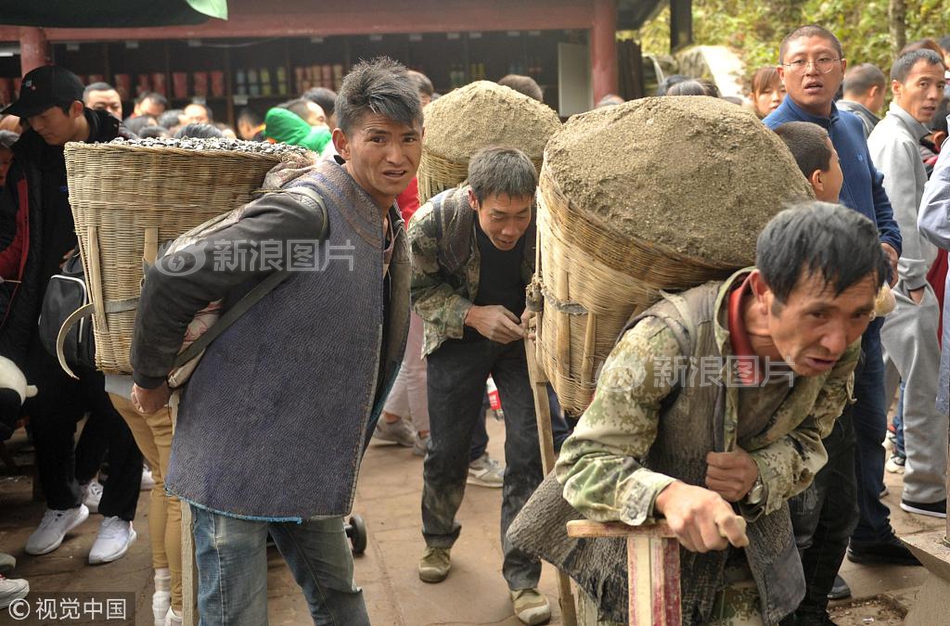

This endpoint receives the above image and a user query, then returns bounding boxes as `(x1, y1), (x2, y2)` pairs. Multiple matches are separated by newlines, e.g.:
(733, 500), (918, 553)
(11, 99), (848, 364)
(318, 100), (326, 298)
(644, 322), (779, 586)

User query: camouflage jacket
(555, 268), (859, 525)
(408, 185), (535, 355)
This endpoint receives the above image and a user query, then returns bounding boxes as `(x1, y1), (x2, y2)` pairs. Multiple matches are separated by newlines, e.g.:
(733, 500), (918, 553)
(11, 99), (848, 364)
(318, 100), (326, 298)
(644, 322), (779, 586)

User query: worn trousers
(422, 337), (544, 590)
(881, 281), (948, 504)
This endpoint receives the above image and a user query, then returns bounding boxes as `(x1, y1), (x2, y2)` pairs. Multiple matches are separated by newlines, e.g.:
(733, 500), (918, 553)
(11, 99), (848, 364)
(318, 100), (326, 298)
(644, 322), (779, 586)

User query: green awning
(0, 0), (227, 28)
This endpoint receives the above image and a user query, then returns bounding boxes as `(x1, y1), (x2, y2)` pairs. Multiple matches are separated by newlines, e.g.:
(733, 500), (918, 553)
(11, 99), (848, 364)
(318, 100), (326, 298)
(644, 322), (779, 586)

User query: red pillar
(19, 27), (50, 76)
(591, 0), (618, 104)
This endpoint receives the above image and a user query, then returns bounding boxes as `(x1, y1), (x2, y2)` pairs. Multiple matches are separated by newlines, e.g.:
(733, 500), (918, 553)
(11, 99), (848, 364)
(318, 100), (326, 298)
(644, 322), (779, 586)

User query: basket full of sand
(417, 80), (561, 203)
(535, 96), (813, 414)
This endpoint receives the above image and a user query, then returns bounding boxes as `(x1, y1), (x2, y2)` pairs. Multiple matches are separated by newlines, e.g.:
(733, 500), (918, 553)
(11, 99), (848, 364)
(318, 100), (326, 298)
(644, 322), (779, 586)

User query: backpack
(38, 253), (97, 369)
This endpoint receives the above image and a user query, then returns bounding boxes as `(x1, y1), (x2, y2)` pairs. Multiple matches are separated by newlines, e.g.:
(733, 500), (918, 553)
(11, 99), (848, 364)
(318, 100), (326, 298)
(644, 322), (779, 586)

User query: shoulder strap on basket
(172, 186), (328, 368)
(55, 297), (139, 380)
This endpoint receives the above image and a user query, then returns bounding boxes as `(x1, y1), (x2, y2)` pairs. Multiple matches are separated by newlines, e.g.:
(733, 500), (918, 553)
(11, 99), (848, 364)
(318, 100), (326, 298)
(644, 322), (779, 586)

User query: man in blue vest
(131, 57), (423, 625)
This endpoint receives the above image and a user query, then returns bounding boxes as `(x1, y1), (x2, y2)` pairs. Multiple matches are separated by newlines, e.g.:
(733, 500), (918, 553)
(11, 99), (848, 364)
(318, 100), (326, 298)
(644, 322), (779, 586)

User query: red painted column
(591, 0), (618, 104)
(19, 27), (51, 76)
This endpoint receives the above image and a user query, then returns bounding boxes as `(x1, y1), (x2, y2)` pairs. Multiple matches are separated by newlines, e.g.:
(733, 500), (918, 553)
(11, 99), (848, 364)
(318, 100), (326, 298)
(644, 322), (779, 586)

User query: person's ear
(748, 270), (773, 314)
(467, 187), (479, 211)
(69, 101), (84, 119)
(933, 130), (948, 151)
(332, 128), (349, 159)
(891, 79), (902, 101)
(809, 169), (824, 195)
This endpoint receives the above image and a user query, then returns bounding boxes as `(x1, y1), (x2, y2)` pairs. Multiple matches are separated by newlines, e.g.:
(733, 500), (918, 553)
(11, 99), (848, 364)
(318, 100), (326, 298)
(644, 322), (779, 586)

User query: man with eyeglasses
(764, 24), (914, 626)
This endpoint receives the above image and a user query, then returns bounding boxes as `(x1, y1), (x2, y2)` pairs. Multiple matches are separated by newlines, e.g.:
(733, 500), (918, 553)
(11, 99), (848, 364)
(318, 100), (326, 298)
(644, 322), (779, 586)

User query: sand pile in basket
(423, 81), (561, 161)
(544, 96), (814, 267)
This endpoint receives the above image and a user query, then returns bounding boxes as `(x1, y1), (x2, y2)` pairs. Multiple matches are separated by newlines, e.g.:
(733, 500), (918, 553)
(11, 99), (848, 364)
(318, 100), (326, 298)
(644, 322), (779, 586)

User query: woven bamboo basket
(534, 164), (739, 415)
(418, 149), (545, 205)
(64, 142), (284, 374)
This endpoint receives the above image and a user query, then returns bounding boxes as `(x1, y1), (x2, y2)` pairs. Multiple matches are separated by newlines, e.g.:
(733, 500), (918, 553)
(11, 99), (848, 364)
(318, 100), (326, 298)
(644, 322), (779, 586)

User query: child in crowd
(774, 121), (844, 202)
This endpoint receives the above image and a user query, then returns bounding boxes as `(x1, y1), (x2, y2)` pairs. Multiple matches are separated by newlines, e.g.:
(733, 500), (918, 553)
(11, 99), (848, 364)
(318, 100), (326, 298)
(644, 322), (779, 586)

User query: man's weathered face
(760, 270), (876, 377)
(27, 103), (84, 146)
(778, 35), (846, 117)
(85, 89), (123, 119)
(333, 112), (422, 210)
(468, 189), (533, 251)
(893, 60), (947, 124)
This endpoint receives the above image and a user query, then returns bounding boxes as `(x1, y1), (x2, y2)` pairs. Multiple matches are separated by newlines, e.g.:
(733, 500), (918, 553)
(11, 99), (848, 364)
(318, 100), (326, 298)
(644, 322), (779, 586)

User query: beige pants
(109, 393), (183, 613)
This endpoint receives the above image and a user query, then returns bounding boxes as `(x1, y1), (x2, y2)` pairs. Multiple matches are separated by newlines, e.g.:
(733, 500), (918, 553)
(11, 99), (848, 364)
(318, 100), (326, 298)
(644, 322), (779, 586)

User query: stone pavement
(0, 415), (943, 625)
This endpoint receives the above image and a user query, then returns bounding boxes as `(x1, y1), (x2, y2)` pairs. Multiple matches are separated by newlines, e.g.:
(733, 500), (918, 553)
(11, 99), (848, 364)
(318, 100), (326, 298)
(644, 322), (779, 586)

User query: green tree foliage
(640, 0), (949, 84)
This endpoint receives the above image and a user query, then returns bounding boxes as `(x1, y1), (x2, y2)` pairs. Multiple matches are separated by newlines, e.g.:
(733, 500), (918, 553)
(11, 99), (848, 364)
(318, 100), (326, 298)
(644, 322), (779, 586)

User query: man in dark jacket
(0, 65), (142, 564)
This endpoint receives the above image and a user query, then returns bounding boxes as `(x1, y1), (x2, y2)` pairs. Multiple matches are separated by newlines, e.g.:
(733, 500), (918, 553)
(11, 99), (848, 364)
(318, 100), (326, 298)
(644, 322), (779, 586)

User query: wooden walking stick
(524, 324), (578, 626)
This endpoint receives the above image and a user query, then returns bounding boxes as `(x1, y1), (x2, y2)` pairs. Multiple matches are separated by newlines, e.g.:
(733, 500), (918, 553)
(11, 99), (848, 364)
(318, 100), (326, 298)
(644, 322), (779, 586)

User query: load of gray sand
(543, 96), (813, 266)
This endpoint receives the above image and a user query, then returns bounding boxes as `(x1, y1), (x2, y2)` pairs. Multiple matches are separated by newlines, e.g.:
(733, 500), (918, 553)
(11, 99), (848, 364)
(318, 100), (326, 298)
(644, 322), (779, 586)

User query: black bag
(38, 253), (96, 369)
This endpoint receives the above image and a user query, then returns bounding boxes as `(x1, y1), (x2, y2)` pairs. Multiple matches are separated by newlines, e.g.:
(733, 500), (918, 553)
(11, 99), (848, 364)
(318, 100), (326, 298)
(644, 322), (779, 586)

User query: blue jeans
(850, 319), (895, 545)
(893, 383), (906, 458)
(191, 507), (369, 626)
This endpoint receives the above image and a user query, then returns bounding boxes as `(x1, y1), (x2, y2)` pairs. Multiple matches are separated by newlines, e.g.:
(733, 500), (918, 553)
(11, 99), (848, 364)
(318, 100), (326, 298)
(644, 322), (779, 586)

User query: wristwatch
(745, 474), (766, 506)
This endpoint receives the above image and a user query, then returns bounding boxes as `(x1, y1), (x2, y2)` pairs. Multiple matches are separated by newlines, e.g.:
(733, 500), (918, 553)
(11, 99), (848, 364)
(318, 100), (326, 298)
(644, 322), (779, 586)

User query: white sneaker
(152, 590), (171, 626)
(88, 516), (136, 564)
(25, 505), (89, 555)
(0, 575), (29, 610)
(81, 479), (104, 514)
(467, 452), (505, 488)
(165, 607), (183, 626)
(142, 464), (156, 491)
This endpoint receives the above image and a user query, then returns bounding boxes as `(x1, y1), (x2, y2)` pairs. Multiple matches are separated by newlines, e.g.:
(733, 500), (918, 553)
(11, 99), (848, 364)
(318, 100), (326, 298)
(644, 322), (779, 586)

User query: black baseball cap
(1, 65), (84, 118)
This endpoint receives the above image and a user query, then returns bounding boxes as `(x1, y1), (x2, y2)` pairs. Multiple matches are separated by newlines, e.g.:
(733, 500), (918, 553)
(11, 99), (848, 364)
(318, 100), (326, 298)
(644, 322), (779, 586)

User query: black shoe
(827, 574), (851, 600)
(900, 498), (947, 519)
(847, 538), (922, 566)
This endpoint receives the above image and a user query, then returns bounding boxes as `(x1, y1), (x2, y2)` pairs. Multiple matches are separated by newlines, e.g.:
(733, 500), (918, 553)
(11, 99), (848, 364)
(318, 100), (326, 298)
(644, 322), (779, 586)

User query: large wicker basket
(64, 142), (285, 374)
(534, 164), (738, 416)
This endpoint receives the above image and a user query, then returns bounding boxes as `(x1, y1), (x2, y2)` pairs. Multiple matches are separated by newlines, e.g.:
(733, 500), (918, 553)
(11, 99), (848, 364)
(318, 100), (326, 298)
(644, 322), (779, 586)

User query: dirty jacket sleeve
(746, 339), (859, 517)
(408, 203), (473, 353)
(555, 317), (680, 526)
(131, 191), (327, 389)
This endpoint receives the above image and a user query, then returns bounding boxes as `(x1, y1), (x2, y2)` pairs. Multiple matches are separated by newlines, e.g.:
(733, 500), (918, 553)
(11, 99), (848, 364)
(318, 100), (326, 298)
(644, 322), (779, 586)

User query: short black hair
(124, 115), (157, 136)
(278, 97), (318, 122)
(175, 123), (223, 139)
(890, 49), (945, 83)
(301, 87), (337, 117)
(83, 82), (116, 101)
(335, 57), (423, 135)
(157, 109), (183, 129)
(779, 25), (843, 64)
(135, 91), (167, 107)
(468, 146), (538, 205)
(407, 70), (434, 97)
(655, 74), (688, 96)
(774, 122), (834, 178)
(666, 80), (720, 97)
(756, 202), (887, 305)
(497, 74), (543, 102)
(842, 63), (886, 96)
(237, 107), (263, 126)
(185, 102), (213, 121)
(137, 125), (170, 139)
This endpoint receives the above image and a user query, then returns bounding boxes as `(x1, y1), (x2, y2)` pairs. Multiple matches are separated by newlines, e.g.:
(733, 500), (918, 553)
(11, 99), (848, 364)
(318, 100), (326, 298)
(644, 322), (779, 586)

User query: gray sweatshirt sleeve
(868, 131), (934, 289)
(130, 190), (327, 388)
(918, 146), (950, 251)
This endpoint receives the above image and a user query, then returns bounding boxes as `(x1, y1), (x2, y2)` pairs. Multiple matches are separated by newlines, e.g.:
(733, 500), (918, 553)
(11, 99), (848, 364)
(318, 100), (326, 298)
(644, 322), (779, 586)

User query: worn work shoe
(827, 574), (851, 600)
(468, 452), (505, 488)
(885, 453), (906, 474)
(900, 498), (947, 519)
(0, 575), (29, 610)
(418, 547), (451, 583)
(373, 416), (416, 447)
(847, 538), (921, 566)
(25, 505), (89, 555)
(0, 553), (15, 576)
(89, 516), (137, 564)
(510, 588), (552, 625)
(81, 479), (104, 514)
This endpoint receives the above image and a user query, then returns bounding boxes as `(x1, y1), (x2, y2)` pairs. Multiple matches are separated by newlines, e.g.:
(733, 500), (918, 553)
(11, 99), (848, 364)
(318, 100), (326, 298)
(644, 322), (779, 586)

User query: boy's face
(816, 137), (843, 202)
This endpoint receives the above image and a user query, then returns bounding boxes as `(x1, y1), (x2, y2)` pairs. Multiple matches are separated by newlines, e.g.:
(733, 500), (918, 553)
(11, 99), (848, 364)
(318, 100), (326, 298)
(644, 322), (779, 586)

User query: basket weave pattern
(534, 164), (739, 415)
(65, 143), (282, 374)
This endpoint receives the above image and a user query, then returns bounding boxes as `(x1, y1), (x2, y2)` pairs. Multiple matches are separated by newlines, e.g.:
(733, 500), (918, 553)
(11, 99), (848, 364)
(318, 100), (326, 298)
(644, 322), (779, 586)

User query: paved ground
(0, 415), (943, 625)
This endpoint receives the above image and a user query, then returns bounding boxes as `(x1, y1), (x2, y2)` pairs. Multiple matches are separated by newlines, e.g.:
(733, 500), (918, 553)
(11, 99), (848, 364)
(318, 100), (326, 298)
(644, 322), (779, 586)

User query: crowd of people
(0, 21), (948, 626)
